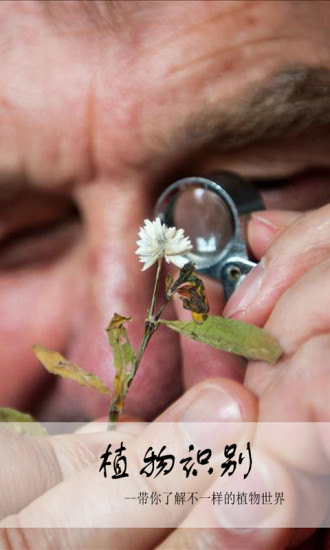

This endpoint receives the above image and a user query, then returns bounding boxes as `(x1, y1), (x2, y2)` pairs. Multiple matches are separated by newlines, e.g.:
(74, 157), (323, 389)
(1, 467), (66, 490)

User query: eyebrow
(184, 66), (330, 151)
(42, 3), (330, 152)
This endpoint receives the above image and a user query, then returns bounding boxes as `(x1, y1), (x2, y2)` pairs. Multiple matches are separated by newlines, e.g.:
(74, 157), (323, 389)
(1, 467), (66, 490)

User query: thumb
(0, 425), (134, 519)
(247, 210), (303, 260)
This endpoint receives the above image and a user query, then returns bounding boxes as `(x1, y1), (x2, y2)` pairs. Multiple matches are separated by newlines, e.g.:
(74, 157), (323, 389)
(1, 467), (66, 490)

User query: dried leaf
(106, 314), (135, 381)
(169, 262), (209, 323)
(171, 262), (196, 293)
(0, 407), (48, 436)
(177, 279), (209, 323)
(159, 316), (282, 364)
(106, 313), (136, 421)
(33, 345), (111, 395)
(165, 273), (174, 295)
(108, 313), (132, 329)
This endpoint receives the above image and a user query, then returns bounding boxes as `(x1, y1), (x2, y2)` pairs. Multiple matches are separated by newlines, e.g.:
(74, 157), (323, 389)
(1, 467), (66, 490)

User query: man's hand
(1, 379), (328, 550)
(225, 204), (330, 424)
(170, 203), (330, 548)
(174, 203), (330, 425)
(0, 379), (259, 549)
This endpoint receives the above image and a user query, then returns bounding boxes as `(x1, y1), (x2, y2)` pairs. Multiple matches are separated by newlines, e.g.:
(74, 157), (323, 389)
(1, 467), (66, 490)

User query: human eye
(0, 186), (81, 271)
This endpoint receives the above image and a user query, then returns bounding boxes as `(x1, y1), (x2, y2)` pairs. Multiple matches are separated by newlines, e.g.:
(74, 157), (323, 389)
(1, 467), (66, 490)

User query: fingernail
(251, 212), (280, 232)
(223, 261), (265, 318)
(181, 385), (244, 451)
(182, 386), (242, 423)
(251, 210), (302, 230)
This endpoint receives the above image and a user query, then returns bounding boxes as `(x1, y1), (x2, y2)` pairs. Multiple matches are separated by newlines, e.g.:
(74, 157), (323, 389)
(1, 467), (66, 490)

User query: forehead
(0, 1), (329, 185)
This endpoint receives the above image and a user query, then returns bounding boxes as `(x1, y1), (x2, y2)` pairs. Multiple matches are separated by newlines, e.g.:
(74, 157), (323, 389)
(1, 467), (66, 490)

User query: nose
(55, 177), (182, 421)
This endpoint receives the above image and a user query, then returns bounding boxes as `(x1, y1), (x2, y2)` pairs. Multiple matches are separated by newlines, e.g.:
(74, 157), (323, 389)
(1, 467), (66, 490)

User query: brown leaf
(108, 313), (132, 329)
(177, 279), (209, 323)
(171, 262), (196, 293)
(170, 262), (209, 324)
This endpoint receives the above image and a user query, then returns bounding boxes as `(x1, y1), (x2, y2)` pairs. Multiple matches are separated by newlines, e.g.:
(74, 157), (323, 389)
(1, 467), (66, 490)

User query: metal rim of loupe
(154, 176), (240, 270)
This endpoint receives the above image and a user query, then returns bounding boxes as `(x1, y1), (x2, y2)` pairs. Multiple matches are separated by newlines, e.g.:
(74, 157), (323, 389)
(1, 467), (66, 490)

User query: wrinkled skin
(1, 1), (330, 548)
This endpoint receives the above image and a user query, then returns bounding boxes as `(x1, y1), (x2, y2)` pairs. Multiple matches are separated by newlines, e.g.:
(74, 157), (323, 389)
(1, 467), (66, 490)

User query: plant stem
(132, 327), (153, 376)
(149, 258), (162, 319)
(108, 259), (164, 425)
(129, 259), (163, 380)
(154, 295), (171, 321)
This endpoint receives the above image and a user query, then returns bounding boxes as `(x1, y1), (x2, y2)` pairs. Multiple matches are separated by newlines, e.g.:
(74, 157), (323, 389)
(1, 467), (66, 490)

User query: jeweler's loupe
(155, 172), (265, 300)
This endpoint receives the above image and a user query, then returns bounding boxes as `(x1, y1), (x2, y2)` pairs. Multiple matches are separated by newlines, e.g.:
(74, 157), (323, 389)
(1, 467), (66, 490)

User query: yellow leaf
(106, 313), (136, 422)
(192, 312), (209, 325)
(33, 345), (111, 395)
(108, 313), (132, 329)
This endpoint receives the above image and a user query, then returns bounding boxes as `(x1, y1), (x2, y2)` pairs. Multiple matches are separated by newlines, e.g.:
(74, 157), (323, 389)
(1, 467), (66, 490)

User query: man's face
(1, 0), (330, 420)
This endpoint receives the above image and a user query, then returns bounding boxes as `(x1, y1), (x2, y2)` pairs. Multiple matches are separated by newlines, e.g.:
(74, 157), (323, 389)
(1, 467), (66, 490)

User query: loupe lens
(155, 172), (264, 297)
(173, 188), (233, 268)
(156, 181), (234, 269)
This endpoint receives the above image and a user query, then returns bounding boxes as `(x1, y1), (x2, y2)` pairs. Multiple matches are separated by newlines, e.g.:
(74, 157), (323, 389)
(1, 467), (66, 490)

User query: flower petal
(136, 218), (192, 271)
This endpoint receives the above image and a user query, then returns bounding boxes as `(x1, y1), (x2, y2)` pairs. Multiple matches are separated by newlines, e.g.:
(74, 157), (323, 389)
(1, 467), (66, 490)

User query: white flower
(136, 218), (193, 271)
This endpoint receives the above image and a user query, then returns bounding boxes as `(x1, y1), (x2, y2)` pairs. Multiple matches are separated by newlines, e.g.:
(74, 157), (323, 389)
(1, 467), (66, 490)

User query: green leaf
(107, 314), (135, 374)
(159, 316), (282, 364)
(0, 407), (48, 436)
(106, 313), (136, 421)
(33, 345), (111, 395)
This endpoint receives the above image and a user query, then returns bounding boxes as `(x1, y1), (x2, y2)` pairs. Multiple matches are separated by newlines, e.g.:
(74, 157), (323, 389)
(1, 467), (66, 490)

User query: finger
(159, 377), (258, 424)
(157, 451), (298, 550)
(0, 425), (135, 519)
(265, 259), (330, 356)
(249, 334), (330, 459)
(243, 337), (330, 548)
(159, 528), (317, 550)
(247, 210), (303, 260)
(244, 333), (330, 537)
(172, 276), (247, 390)
(244, 262), (330, 472)
(158, 415), (329, 550)
(157, 527), (292, 550)
(0, 379), (257, 549)
(245, 259), (330, 397)
(223, 203), (330, 325)
(157, 453), (329, 550)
